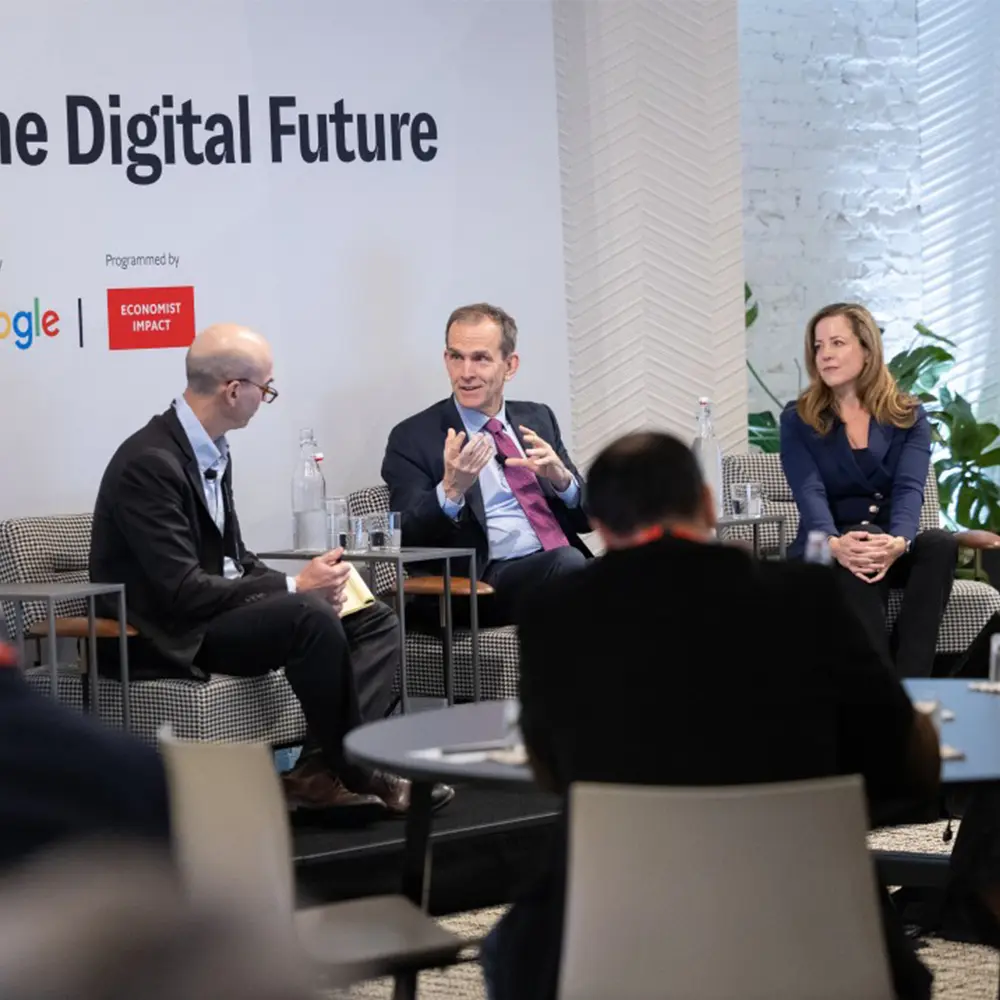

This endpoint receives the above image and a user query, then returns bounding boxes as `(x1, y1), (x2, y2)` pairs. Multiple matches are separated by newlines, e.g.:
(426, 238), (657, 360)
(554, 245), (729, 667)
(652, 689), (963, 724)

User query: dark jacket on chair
(381, 397), (592, 578)
(779, 402), (931, 558)
(90, 406), (288, 679)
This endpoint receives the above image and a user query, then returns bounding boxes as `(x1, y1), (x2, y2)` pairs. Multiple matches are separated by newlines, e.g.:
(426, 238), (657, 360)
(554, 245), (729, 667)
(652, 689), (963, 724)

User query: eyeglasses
(231, 378), (279, 403)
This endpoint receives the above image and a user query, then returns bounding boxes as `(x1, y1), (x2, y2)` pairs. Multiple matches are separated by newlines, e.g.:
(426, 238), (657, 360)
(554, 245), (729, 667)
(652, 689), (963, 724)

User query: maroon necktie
(485, 418), (569, 551)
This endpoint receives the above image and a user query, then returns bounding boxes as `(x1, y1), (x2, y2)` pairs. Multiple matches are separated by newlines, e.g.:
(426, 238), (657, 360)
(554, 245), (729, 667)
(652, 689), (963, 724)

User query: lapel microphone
(495, 453), (507, 469)
(204, 469), (218, 480)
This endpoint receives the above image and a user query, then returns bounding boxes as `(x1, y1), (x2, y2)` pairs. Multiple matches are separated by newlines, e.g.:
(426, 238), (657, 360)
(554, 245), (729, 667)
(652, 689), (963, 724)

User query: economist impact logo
(107, 286), (195, 350)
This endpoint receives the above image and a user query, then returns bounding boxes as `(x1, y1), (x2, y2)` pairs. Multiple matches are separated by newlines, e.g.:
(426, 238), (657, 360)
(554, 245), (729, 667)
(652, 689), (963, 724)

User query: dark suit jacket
(90, 406), (288, 678)
(381, 397), (592, 577)
(502, 537), (930, 1000)
(0, 663), (170, 871)
(780, 402), (931, 558)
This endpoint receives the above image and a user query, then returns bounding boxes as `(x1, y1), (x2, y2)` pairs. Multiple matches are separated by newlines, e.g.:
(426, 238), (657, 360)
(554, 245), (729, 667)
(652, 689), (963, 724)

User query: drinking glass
(345, 515), (369, 554)
(367, 512), (403, 552)
(325, 496), (349, 550)
(730, 482), (763, 518)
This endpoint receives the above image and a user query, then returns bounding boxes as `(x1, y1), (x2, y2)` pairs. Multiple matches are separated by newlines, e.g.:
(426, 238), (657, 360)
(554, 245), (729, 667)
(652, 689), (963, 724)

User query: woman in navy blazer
(780, 302), (957, 677)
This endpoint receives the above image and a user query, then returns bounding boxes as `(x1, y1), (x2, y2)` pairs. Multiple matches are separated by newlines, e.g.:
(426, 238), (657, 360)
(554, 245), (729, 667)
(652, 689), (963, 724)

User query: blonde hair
(796, 302), (918, 434)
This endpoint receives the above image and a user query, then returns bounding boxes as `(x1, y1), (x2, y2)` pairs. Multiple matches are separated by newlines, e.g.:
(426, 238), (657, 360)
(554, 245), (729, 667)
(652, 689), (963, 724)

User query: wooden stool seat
(389, 576), (495, 598)
(27, 617), (138, 640)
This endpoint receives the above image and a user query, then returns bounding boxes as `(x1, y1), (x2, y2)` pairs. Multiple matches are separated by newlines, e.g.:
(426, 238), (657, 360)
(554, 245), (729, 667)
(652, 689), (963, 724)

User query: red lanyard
(631, 524), (705, 546)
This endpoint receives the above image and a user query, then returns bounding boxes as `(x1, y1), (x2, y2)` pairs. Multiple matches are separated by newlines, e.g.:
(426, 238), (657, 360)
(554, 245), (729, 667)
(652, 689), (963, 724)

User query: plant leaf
(913, 322), (957, 348)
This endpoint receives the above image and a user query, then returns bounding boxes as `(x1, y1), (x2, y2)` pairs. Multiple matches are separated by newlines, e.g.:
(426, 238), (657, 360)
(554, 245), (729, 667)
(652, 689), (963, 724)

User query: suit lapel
(866, 418), (891, 466)
(832, 413), (888, 489)
(162, 407), (215, 523)
(441, 398), (487, 531)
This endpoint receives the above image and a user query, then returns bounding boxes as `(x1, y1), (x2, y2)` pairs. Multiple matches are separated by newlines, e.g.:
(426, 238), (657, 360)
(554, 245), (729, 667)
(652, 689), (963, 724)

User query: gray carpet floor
(329, 820), (998, 998)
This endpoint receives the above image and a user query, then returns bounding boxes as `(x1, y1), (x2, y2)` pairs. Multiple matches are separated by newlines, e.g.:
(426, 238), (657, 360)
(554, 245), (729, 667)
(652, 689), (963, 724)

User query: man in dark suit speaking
(90, 323), (452, 821)
(382, 303), (590, 623)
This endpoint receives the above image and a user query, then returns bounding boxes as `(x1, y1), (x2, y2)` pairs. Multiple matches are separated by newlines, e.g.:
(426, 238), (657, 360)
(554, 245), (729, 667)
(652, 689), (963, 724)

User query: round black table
(345, 701), (533, 903)
(346, 700), (531, 790)
(345, 702), (534, 1000)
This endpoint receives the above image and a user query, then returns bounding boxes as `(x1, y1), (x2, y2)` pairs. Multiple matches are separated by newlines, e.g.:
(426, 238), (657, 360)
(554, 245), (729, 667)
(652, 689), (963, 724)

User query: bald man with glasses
(90, 324), (454, 822)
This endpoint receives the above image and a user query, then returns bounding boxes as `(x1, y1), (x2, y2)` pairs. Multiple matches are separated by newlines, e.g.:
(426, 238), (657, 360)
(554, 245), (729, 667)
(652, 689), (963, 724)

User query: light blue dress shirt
(173, 397), (295, 590)
(435, 399), (581, 562)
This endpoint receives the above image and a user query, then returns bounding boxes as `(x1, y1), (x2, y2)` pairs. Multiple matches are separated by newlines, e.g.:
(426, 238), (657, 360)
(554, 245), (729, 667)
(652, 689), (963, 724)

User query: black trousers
(408, 546), (588, 630)
(482, 547), (589, 625)
(194, 594), (399, 780)
(834, 528), (957, 678)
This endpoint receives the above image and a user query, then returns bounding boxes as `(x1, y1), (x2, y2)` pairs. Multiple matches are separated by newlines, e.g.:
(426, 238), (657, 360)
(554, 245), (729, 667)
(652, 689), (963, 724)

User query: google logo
(0, 299), (60, 350)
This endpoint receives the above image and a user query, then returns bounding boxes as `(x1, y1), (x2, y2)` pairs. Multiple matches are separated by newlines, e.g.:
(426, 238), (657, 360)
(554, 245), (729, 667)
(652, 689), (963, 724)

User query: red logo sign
(107, 286), (195, 350)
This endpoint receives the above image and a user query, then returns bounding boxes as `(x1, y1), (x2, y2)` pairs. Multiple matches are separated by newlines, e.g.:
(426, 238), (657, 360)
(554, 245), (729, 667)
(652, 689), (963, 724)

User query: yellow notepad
(340, 563), (376, 617)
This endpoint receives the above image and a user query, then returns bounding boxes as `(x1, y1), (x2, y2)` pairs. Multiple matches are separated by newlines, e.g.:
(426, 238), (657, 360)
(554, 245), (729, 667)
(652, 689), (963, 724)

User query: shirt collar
(172, 397), (229, 475)
(453, 397), (508, 434)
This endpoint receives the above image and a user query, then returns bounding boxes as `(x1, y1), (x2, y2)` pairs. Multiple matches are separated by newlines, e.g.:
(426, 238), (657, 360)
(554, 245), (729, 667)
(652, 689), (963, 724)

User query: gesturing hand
(505, 425), (572, 492)
(442, 428), (493, 502)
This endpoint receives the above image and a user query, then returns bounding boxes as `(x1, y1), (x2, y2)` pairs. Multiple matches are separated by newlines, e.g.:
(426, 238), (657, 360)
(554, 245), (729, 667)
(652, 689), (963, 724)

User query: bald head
(185, 324), (272, 396)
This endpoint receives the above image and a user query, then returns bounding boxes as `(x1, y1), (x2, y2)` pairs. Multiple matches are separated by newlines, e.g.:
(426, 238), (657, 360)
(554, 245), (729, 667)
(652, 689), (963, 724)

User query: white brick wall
(740, 0), (923, 411)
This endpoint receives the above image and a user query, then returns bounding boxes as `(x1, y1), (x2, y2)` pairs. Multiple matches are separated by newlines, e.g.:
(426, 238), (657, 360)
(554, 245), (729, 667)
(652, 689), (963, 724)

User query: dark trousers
(482, 546), (588, 625)
(939, 785), (1000, 945)
(834, 528), (957, 677)
(193, 593), (399, 780)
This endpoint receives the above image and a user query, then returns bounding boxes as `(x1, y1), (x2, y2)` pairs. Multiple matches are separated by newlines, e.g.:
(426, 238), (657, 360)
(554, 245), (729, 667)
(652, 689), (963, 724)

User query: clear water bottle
(692, 397), (724, 519)
(292, 427), (327, 551)
(804, 530), (832, 565)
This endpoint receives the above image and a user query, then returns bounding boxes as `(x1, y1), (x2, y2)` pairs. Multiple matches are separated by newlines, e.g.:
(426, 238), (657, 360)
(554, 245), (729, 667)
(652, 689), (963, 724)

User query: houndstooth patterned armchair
(720, 453), (1000, 655)
(0, 515), (306, 746)
(348, 486), (519, 700)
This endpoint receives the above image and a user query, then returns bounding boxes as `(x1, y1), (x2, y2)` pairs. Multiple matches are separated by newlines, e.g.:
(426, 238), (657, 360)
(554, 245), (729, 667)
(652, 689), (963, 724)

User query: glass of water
(730, 482), (763, 518)
(325, 496), (349, 550)
(344, 515), (369, 554)
(367, 512), (403, 552)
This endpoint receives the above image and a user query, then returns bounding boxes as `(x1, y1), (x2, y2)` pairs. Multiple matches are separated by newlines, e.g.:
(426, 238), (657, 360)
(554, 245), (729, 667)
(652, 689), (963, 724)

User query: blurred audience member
(0, 840), (319, 1000)
(481, 431), (940, 1000)
(0, 642), (169, 871)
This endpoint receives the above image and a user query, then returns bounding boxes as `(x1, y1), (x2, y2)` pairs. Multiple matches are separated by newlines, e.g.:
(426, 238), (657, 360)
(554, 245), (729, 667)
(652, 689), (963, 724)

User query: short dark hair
(587, 431), (704, 534)
(445, 303), (518, 357)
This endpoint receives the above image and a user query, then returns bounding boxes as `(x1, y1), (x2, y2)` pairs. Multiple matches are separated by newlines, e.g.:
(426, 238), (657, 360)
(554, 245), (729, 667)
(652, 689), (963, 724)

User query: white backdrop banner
(0, 0), (569, 548)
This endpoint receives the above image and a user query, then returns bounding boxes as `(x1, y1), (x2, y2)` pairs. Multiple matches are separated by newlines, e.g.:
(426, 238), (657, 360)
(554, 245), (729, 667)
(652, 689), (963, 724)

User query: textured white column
(554, 0), (747, 468)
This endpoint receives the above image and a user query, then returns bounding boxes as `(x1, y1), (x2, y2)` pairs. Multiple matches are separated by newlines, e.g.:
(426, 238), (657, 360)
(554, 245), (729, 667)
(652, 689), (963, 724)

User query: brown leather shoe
(357, 771), (456, 816)
(282, 768), (387, 825)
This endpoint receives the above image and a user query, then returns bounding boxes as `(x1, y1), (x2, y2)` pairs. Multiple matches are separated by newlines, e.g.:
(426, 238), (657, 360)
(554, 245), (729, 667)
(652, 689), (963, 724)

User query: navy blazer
(779, 402), (931, 558)
(381, 397), (592, 578)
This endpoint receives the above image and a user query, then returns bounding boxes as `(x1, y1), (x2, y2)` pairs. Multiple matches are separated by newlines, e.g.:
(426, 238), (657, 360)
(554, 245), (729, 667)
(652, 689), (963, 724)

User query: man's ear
(504, 352), (520, 380)
(591, 517), (615, 551)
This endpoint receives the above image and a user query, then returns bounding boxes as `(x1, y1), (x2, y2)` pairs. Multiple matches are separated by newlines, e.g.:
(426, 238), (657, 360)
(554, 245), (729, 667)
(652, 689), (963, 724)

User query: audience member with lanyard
(480, 430), (940, 1000)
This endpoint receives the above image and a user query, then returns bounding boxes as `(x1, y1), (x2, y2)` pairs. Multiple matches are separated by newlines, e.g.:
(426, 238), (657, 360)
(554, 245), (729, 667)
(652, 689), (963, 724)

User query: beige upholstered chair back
(558, 776), (893, 1000)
